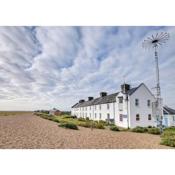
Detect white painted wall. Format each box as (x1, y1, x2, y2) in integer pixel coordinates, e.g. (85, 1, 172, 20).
(72, 103, 115, 121)
(71, 84, 158, 128)
(114, 93, 128, 128)
(93, 103, 115, 121)
(129, 84, 156, 128)
(163, 115, 175, 127)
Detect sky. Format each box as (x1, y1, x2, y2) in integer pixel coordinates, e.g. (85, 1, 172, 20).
(0, 26, 174, 111)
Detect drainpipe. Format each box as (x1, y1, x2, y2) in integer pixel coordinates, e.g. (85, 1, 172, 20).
(126, 94, 129, 129)
(113, 102, 116, 124)
(91, 105, 94, 131)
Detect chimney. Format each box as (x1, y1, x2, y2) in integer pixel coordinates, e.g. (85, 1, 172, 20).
(121, 83, 130, 93)
(100, 92, 107, 97)
(79, 99, 85, 103)
(88, 97, 94, 101)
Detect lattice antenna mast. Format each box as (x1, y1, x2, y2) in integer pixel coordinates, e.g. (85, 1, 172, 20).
(154, 44, 161, 99)
(142, 32, 169, 99)
(142, 32, 170, 131)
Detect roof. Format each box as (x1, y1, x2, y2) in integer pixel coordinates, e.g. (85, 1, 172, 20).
(72, 83, 153, 108)
(72, 85, 142, 108)
(73, 92, 119, 108)
(163, 106, 175, 115)
(50, 108, 60, 112)
(127, 87, 138, 95)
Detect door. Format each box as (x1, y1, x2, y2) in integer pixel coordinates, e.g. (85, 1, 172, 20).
(164, 117, 169, 127)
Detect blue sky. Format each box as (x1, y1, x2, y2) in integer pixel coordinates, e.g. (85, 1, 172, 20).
(0, 26, 174, 111)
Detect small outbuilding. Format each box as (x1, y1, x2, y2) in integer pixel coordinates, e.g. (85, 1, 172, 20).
(49, 108, 62, 116)
(163, 106, 175, 127)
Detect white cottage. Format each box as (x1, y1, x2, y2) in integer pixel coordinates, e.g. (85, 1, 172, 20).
(71, 83, 157, 128)
(163, 106, 175, 127)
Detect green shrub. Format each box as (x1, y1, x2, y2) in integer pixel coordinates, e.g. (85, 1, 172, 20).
(95, 123, 105, 129)
(148, 127, 160, 134)
(164, 127, 175, 131)
(85, 117, 89, 120)
(71, 115, 77, 119)
(132, 126, 148, 133)
(78, 117, 86, 121)
(98, 120, 109, 126)
(48, 118, 53, 121)
(52, 118, 60, 123)
(62, 115, 73, 119)
(41, 115, 51, 120)
(148, 125, 152, 128)
(79, 122, 92, 128)
(161, 128, 175, 147)
(110, 125, 119, 131)
(148, 127, 161, 135)
(59, 123, 78, 130)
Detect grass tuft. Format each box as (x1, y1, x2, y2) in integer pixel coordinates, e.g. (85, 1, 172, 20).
(148, 128, 161, 135)
(59, 122, 78, 130)
(110, 125, 120, 131)
(161, 127, 175, 147)
(132, 126, 148, 133)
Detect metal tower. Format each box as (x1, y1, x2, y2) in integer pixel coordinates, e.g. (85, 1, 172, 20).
(142, 32, 170, 132)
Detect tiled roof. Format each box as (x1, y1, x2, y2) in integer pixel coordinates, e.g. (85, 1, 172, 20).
(73, 92, 119, 108)
(72, 88, 138, 108)
(127, 87, 138, 95)
(72, 84, 147, 108)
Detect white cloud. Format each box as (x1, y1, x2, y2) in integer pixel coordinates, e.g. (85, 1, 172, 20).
(0, 26, 174, 111)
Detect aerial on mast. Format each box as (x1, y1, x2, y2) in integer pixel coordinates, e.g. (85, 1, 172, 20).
(142, 32, 170, 132)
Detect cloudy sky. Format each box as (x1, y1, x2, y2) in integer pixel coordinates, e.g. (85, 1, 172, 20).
(0, 26, 174, 111)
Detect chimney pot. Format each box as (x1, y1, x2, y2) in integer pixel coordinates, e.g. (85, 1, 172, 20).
(79, 99, 85, 103)
(88, 97, 94, 101)
(100, 92, 107, 97)
(121, 83, 130, 93)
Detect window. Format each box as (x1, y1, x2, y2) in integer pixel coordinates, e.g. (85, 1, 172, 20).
(95, 105, 96, 110)
(107, 113, 110, 119)
(99, 113, 102, 119)
(119, 114, 123, 122)
(136, 114, 140, 121)
(118, 97, 123, 103)
(95, 113, 97, 118)
(99, 105, 101, 110)
(148, 114, 151, 120)
(173, 116, 175, 121)
(107, 103, 110, 109)
(90, 113, 91, 118)
(147, 100, 151, 107)
(135, 99, 139, 106)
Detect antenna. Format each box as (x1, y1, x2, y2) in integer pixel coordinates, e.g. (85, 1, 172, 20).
(142, 32, 170, 132)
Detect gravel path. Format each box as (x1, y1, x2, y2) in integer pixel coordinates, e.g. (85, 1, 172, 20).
(0, 113, 169, 149)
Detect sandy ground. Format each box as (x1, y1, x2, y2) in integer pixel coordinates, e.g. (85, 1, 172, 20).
(0, 113, 169, 149)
